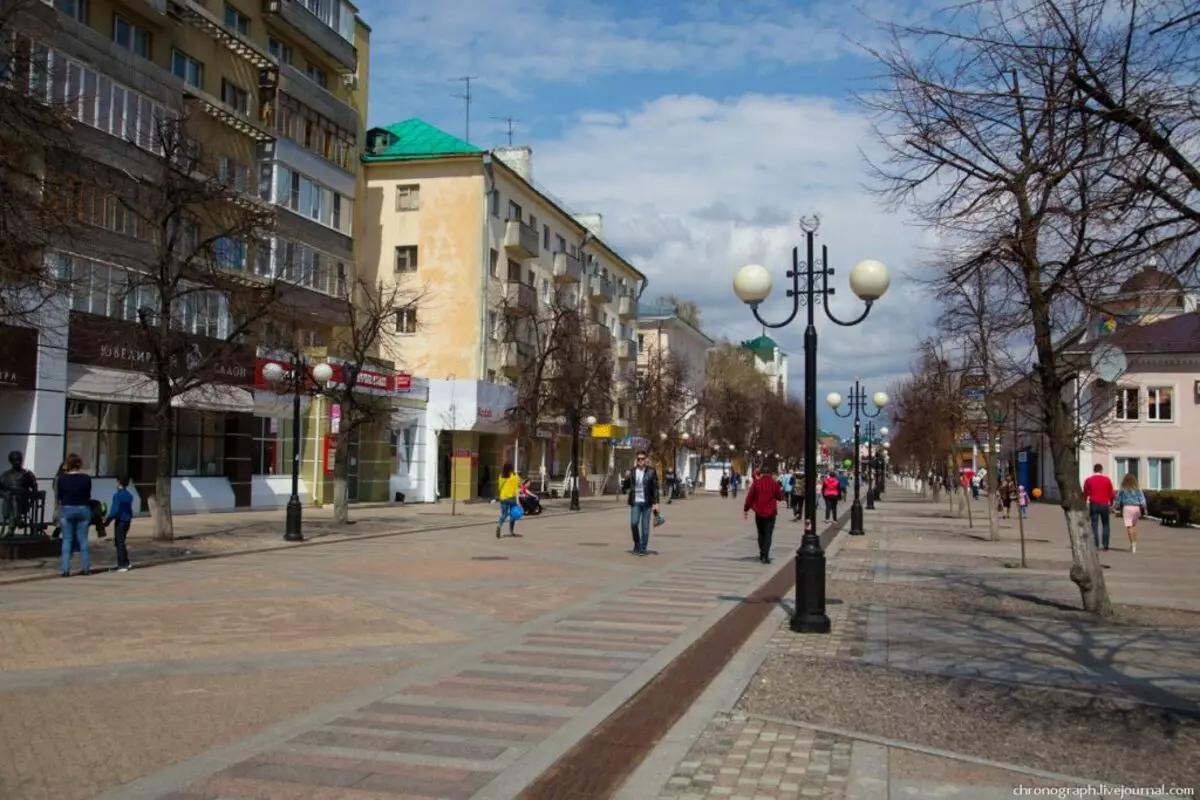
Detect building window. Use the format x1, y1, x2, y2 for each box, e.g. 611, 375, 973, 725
395, 245, 418, 272
1114, 387, 1139, 421
395, 184, 419, 211
113, 16, 151, 58
64, 401, 129, 477
214, 236, 247, 270
1114, 456, 1139, 485
505, 259, 522, 282
1146, 387, 1172, 422
174, 410, 225, 477
55, 0, 88, 22
251, 416, 281, 475
489, 248, 499, 278
507, 200, 522, 221
1147, 457, 1174, 490
223, 3, 250, 35
543, 224, 550, 249
555, 234, 566, 253
217, 155, 250, 193
637, 334, 645, 353
268, 37, 293, 64
221, 78, 249, 114
489, 189, 499, 217
305, 63, 327, 89
395, 307, 418, 334
171, 49, 203, 88
273, 93, 355, 171
272, 165, 353, 234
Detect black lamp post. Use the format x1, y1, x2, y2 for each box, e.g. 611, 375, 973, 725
733, 216, 891, 634
863, 422, 889, 507
826, 382, 887, 535
569, 413, 598, 511
262, 356, 333, 541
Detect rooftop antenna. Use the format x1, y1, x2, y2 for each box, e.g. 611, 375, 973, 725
492, 115, 519, 145
449, 76, 478, 144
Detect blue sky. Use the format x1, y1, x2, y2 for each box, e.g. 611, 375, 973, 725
355, 0, 941, 438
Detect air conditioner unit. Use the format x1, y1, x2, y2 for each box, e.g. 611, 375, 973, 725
341, 73, 359, 90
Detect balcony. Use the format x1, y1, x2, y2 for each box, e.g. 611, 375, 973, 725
617, 294, 636, 320
590, 324, 613, 350
617, 338, 637, 361
170, 0, 276, 70
502, 281, 537, 315
587, 275, 615, 305
498, 340, 533, 377
183, 85, 275, 142
278, 63, 360, 136
504, 219, 539, 259
262, 0, 357, 71
552, 250, 582, 283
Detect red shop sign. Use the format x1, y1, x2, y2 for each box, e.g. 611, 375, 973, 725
324, 434, 337, 475
255, 358, 400, 395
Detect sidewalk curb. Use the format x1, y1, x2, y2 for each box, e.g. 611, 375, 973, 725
0, 503, 622, 587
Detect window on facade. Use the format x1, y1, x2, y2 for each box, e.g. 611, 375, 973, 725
1148, 457, 1174, 490
395, 184, 419, 211
637, 334, 645, 353
528, 214, 538, 234
64, 401, 129, 477
55, 0, 88, 22
221, 78, 249, 114
268, 37, 293, 64
251, 416, 281, 475
1114, 387, 1139, 421
223, 3, 250, 34
217, 155, 250, 193
487, 310, 499, 340
395, 245, 418, 272
305, 63, 328, 88
489, 189, 499, 217
541, 278, 550, 303
395, 307, 418, 334
214, 236, 248, 270
543, 225, 550, 249
506, 259, 521, 282
618, 402, 629, 420
487, 248, 500, 278
272, 165, 353, 234
555, 234, 566, 253
175, 410, 225, 477
171, 49, 203, 88
507, 200, 522, 221
273, 94, 354, 171
1146, 387, 1172, 422
1114, 456, 1139, 484
113, 16, 151, 58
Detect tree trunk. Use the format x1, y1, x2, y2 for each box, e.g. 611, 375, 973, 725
332, 430, 351, 525
985, 442, 1000, 542
152, 397, 175, 541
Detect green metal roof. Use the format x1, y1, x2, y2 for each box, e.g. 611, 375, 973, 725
362, 119, 482, 163
740, 335, 777, 350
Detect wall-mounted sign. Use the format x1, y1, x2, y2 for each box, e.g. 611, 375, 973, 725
0, 324, 39, 391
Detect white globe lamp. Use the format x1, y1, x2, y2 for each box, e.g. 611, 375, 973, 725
872, 391, 889, 409
825, 392, 843, 410
311, 362, 335, 386
733, 264, 773, 306
261, 361, 285, 384
848, 259, 890, 302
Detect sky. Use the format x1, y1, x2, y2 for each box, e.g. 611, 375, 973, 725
356, 0, 943, 438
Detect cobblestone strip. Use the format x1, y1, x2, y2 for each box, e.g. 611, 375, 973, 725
655, 711, 854, 800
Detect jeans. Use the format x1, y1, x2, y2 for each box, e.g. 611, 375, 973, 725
60, 505, 91, 574
824, 496, 839, 521
1089, 503, 1110, 549
630, 502, 653, 552
498, 499, 518, 533
755, 515, 776, 559
113, 519, 131, 568
1020, 505, 1028, 519
792, 493, 804, 518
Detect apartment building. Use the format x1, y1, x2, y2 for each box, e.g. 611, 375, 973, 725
362, 119, 647, 500
741, 334, 789, 396
0, 0, 427, 512
636, 304, 714, 479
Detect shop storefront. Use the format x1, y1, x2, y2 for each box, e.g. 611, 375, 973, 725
427, 379, 515, 501
0, 323, 56, 488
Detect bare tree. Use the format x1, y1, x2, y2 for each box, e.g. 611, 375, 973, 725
60, 116, 280, 541
697, 340, 772, 450
655, 293, 703, 328
635, 347, 697, 467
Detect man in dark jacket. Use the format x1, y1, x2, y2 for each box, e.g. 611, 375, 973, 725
620, 451, 660, 555
744, 466, 785, 564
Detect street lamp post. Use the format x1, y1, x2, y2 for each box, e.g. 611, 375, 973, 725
733, 217, 890, 634
569, 414, 598, 511
827, 383, 887, 535
862, 422, 890, 508
262, 357, 334, 541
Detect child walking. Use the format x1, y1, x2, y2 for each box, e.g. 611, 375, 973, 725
1018, 485, 1029, 520
104, 475, 135, 572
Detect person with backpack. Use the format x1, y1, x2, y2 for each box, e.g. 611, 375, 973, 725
744, 465, 785, 564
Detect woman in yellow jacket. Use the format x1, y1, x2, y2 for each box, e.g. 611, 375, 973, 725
496, 462, 521, 539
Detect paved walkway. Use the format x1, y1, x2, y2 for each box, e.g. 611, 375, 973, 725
0, 492, 777, 800
626, 484, 1200, 799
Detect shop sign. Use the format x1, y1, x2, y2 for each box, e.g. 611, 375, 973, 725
68, 312, 254, 386
324, 434, 337, 475
452, 449, 471, 457
255, 357, 402, 396
395, 372, 412, 392
0, 324, 39, 391
591, 423, 614, 439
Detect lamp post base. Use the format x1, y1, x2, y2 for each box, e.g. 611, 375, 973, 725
284, 497, 304, 542
850, 501, 865, 535
569, 485, 580, 511
790, 536, 831, 634
866, 491, 876, 510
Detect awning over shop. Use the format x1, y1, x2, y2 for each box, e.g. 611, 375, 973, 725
251, 389, 311, 418
389, 407, 424, 428
172, 385, 255, 413
67, 365, 157, 404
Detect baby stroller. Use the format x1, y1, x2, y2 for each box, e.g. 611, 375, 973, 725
518, 482, 542, 516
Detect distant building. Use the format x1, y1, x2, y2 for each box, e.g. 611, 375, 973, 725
740, 335, 788, 396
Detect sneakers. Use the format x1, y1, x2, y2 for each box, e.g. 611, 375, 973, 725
495, 525, 501, 539
1131, 543, 1137, 554
116, 566, 129, 573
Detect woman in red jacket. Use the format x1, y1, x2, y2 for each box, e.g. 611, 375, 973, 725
822, 471, 841, 521
743, 467, 784, 564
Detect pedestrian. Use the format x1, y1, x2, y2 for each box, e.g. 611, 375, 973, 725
55, 453, 93, 577
837, 471, 847, 502
743, 466, 784, 564
780, 470, 793, 510
1018, 485, 1029, 519
1082, 463, 1115, 551
719, 472, 729, 498
664, 466, 677, 504
622, 450, 659, 555
103, 475, 136, 572
823, 471, 840, 521
1116, 472, 1147, 554
1000, 478, 1016, 519
495, 462, 521, 539
730, 470, 741, 498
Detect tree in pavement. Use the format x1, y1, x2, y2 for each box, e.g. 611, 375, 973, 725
635, 345, 697, 470
698, 340, 773, 457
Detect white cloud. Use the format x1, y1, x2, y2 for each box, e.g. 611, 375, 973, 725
529, 93, 938, 425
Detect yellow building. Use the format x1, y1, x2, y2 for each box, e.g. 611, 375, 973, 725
6, 0, 401, 512
362, 120, 646, 499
